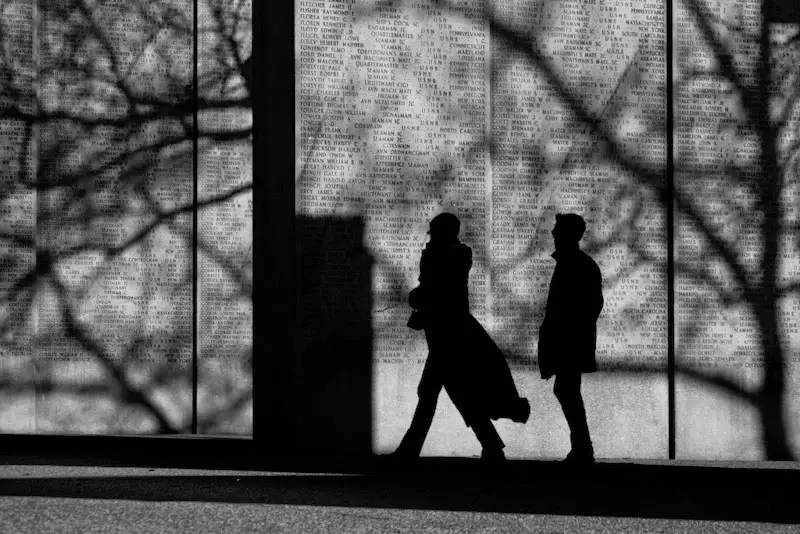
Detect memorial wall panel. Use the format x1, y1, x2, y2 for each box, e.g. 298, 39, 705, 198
488, 0, 668, 459
296, 0, 667, 459
0, 0, 36, 433
198, 0, 253, 434
674, 0, 800, 459
0, 1, 253, 435
2, 0, 798, 458
34, 0, 196, 433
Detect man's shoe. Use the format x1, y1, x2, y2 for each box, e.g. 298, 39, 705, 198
511, 398, 531, 424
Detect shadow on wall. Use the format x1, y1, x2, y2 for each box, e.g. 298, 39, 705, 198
295, 216, 373, 456
767, 0, 800, 23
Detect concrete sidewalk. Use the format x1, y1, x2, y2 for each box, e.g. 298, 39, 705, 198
0, 459, 797, 533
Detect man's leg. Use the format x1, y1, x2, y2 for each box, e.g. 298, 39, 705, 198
554, 372, 593, 460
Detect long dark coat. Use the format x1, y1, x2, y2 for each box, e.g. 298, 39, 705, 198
538, 247, 604, 378
412, 241, 524, 427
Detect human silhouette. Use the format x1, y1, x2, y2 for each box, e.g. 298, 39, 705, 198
538, 213, 603, 465
392, 213, 530, 462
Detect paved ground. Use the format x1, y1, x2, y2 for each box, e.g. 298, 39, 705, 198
0, 461, 797, 533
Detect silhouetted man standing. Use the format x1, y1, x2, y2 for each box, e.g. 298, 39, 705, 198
538, 213, 603, 465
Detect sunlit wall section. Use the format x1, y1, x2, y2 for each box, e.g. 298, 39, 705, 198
0, 0, 36, 433
487, 0, 668, 459
196, 0, 253, 435
296, 0, 667, 459
674, 1, 800, 459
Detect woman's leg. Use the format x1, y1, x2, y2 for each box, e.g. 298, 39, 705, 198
393, 350, 442, 457
393, 387, 440, 456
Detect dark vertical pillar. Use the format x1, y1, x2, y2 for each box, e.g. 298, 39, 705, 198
253, 1, 297, 455
666, 0, 676, 460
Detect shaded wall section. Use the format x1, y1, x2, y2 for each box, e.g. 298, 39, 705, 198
673, 0, 800, 460
295, 216, 374, 456
0, 1, 253, 435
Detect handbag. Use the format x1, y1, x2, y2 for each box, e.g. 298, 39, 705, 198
406, 285, 427, 330
408, 285, 426, 310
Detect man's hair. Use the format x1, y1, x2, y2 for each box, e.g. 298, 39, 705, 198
429, 212, 461, 238
555, 213, 586, 242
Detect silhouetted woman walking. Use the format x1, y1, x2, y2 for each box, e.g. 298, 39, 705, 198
393, 213, 530, 461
